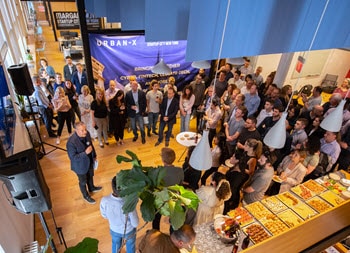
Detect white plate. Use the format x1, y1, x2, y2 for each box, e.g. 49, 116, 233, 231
272, 175, 283, 183
225, 159, 234, 167
340, 178, 350, 187
329, 173, 340, 181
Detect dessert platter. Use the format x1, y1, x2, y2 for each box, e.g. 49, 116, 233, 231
302, 180, 326, 194
277, 191, 302, 207
242, 222, 271, 244
227, 206, 254, 226
291, 184, 315, 200
277, 209, 303, 228
306, 196, 332, 213
245, 201, 273, 220
259, 215, 289, 235
261, 196, 288, 213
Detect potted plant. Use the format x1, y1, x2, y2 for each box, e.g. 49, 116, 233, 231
116, 150, 200, 230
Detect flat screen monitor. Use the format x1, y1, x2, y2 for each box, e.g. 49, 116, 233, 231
69, 31, 78, 38
60, 31, 70, 37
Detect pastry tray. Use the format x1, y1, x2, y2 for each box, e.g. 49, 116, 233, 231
227, 206, 255, 226
276, 191, 302, 207
290, 184, 315, 200
302, 180, 327, 195
277, 209, 303, 228
261, 196, 288, 213
306, 196, 332, 213
241, 221, 272, 244
245, 201, 274, 220
319, 190, 346, 207
291, 203, 318, 220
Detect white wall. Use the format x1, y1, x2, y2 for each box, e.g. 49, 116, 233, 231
256, 49, 350, 91
0, 186, 34, 253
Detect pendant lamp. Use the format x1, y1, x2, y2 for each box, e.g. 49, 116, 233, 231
151, 59, 172, 74
191, 60, 211, 69
320, 99, 346, 132
226, 57, 245, 66
263, 112, 287, 149
189, 130, 212, 171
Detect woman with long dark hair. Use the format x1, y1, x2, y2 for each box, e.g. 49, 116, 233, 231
64, 80, 81, 127
179, 85, 195, 132
109, 90, 127, 145
91, 87, 109, 147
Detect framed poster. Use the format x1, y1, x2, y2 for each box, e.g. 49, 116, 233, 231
54, 11, 80, 30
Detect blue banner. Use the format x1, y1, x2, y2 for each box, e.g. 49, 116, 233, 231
88, 34, 199, 90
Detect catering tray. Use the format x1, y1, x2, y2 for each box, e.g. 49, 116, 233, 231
276, 191, 302, 207
242, 222, 271, 244
306, 196, 332, 213
291, 203, 318, 220
245, 201, 273, 220
227, 206, 254, 226
302, 180, 326, 194
277, 209, 303, 228
319, 190, 346, 207
259, 215, 289, 235
316, 178, 347, 195
261, 196, 288, 213
291, 184, 315, 200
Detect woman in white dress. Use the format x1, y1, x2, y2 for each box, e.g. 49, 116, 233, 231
194, 172, 231, 226
78, 85, 97, 139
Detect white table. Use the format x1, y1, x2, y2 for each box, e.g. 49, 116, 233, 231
175, 131, 201, 161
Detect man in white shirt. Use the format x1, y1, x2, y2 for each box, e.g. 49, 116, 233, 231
228, 70, 244, 89
256, 99, 273, 127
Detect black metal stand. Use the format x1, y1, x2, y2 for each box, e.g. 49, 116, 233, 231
50, 209, 68, 249
24, 96, 67, 156
38, 212, 57, 253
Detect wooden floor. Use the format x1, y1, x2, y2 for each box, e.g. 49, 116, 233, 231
32, 24, 197, 252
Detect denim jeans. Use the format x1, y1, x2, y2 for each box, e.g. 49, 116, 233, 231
158, 120, 174, 142
129, 114, 145, 138
148, 112, 159, 132
180, 113, 191, 132
110, 228, 136, 253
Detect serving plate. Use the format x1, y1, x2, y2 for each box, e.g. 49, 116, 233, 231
306, 196, 332, 213
227, 206, 254, 226
276, 191, 301, 207
277, 209, 303, 228
302, 180, 326, 194
291, 184, 315, 200
242, 222, 271, 244
259, 216, 289, 235
319, 190, 346, 207
272, 175, 283, 183
245, 202, 273, 220
261, 196, 288, 213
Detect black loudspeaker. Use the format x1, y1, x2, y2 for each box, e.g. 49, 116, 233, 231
7, 63, 34, 96
0, 149, 52, 213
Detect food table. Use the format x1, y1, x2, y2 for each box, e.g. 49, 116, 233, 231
176, 131, 201, 162
194, 171, 350, 253
194, 222, 250, 253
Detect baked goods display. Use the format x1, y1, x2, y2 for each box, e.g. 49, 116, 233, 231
292, 203, 318, 220
227, 206, 254, 226
277, 191, 301, 207
303, 180, 326, 194
245, 202, 273, 220
277, 209, 303, 228
261, 196, 288, 213
291, 184, 315, 200
242, 223, 271, 244
260, 216, 289, 235
319, 191, 345, 206
306, 196, 332, 213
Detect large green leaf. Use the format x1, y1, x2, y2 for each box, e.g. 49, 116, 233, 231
168, 185, 200, 210
154, 189, 171, 216
169, 200, 186, 230
122, 192, 139, 214
147, 167, 166, 187
119, 181, 146, 197
140, 192, 156, 221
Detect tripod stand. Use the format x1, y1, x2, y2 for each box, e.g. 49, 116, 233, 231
37, 210, 67, 253
24, 95, 66, 156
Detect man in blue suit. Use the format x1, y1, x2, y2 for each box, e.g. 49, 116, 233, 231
155, 87, 179, 147
70, 63, 87, 94
67, 122, 102, 204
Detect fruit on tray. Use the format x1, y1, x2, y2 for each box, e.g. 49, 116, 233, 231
277, 192, 300, 206
245, 202, 273, 220
291, 184, 314, 200
277, 209, 303, 228
243, 223, 271, 244
303, 180, 326, 194
322, 181, 347, 195
227, 206, 254, 226
261, 196, 288, 213
306, 196, 332, 213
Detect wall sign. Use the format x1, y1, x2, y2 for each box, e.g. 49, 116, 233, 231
54, 11, 80, 30
88, 34, 199, 90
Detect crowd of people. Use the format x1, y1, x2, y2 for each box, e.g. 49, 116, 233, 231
32, 56, 350, 253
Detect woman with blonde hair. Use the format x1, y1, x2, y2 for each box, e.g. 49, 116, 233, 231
91, 87, 109, 147
52, 87, 72, 144
78, 85, 96, 139
194, 172, 231, 225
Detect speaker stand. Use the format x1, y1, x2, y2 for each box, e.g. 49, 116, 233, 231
38, 212, 58, 253
50, 209, 67, 250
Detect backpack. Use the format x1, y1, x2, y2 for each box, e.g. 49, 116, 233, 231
313, 152, 332, 177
